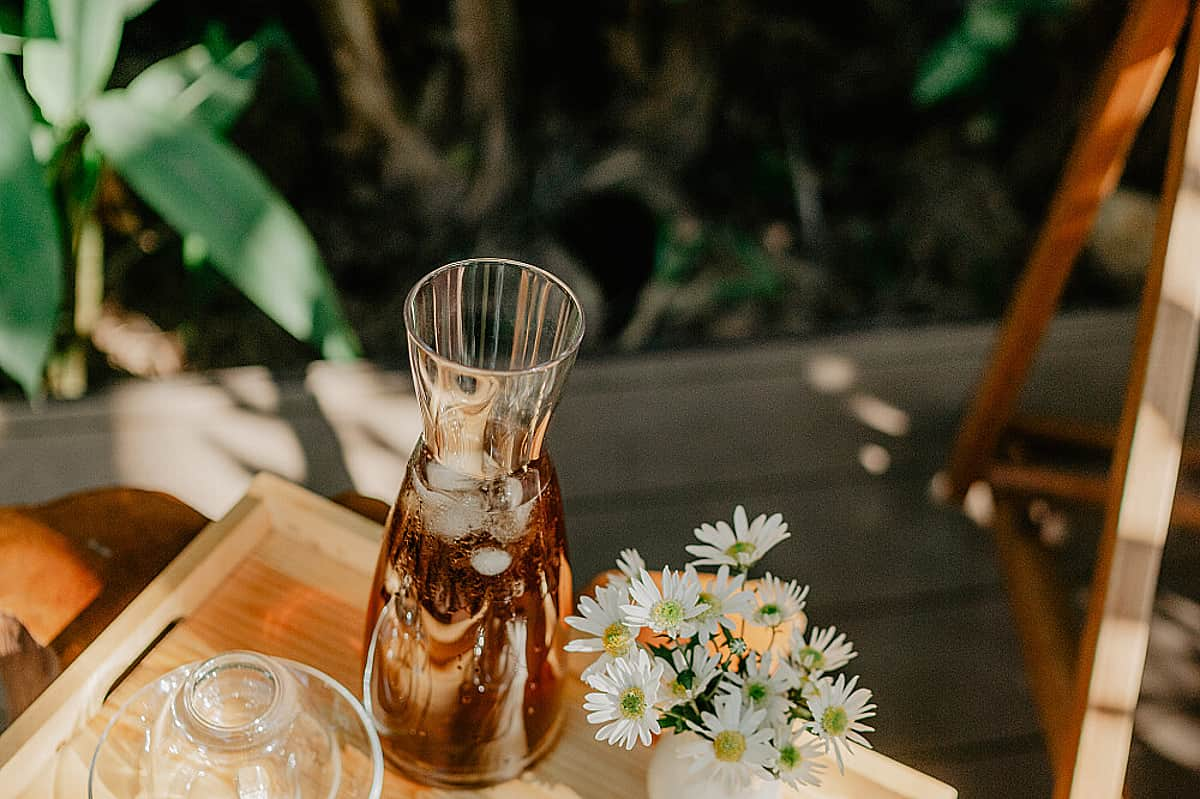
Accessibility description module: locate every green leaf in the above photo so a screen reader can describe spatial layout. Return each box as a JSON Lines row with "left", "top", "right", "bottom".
{"left": 0, "top": 55, "right": 63, "bottom": 396}
{"left": 23, "top": 0, "right": 54, "bottom": 39}
{"left": 913, "top": 29, "right": 993, "bottom": 107}
{"left": 86, "top": 90, "right": 360, "bottom": 360}
{"left": 181, "top": 233, "right": 208, "bottom": 270}
{"left": 28, "top": 121, "right": 55, "bottom": 163}
{"left": 22, "top": 38, "right": 71, "bottom": 123}
{"left": 22, "top": 0, "right": 129, "bottom": 127}
{"left": 127, "top": 40, "right": 263, "bottom": 132}
{"left": 251, "top": 24, "right": 320, "bottom": 104}
{"left": 70, "top": 132, "right": 102, "bottom": 209}
{"left": 714, "top": 230, "right": 784, "bottom": 305}
{"left": 0, "top": 5, "right": 22, "bottom": 37}
{"left": 120, "top": 0, "right": 159, "bottom": 20}
{"left": 963, "top": 2, "right": 1020, "bottom": 49}
{"left": 653, "top": 217, "right": 705, "bottom": 285}
{"left": 912, "top": 0, "right": 1068, "bottom": 107}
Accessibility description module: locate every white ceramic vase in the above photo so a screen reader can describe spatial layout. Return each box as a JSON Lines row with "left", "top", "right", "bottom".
{"left": 646, "top": 732, "right": 782, "bottom": 799}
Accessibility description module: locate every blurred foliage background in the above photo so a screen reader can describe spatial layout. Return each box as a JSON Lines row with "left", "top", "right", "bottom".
{"left": 0, "top": 0, "right": 1176, "bottom": 397}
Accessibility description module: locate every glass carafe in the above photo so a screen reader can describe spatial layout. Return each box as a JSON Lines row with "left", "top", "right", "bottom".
{"left": 363, "top": 259, "right": 584, "bottom": 787}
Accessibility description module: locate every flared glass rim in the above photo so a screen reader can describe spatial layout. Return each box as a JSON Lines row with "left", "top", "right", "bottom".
{"left": 403, "top": 258, "right": 586, "bottom": 377}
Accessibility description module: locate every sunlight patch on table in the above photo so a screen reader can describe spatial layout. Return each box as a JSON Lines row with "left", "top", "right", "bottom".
{"left": 215, "top": 366, "right": 281, "bottom": 412}
{"left": 858, "top": 443, "right": 891, "bottom": 476}
{"left": 804, "top": 353, "right": 857, "bottom": 394}
{"left": 848, "top": 393, "right": 911, "bottom": 437}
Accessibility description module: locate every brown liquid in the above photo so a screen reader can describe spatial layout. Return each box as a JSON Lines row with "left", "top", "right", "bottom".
{"left": 363, "top": 446, "right": 570, "bottom": 787}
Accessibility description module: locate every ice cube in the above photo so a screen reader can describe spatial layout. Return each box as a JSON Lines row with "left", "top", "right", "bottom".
{"left": 415, "top": 466, "right": 488, "bottom": 539}
{"left": 471, "top": 548, "right": 512, "bottom": 576}
{"left": 487, "top": 505, "right": 532, "bottom": 542}
{"left": 421, "top": 495, "right": 487, "bottom": 540}
{"left": 425, "top": 460, "right": 482, "bottom": 493}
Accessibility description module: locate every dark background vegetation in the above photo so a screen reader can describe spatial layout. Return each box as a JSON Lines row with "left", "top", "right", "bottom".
{"left": 3, "top": 0, "right": 1179, "bottom": 390}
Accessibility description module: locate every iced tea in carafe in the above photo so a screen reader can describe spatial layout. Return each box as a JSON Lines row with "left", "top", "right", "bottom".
{"left": 362, "top": 259, "right": 584, "bottom": 787}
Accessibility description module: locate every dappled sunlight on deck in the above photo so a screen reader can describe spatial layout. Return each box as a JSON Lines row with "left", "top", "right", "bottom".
{"left": 1, "top": 310, "right": 1198, "bottom": 795}
{"left": 305, "top": 362, "right": 422, "bottom": 502}
{"left": 99, "top": 364, "right": 423, "bottom": 516}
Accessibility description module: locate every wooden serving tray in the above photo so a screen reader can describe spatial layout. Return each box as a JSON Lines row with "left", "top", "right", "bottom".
{"left": 0, "top": 474, "right": 955, "bottom": 799}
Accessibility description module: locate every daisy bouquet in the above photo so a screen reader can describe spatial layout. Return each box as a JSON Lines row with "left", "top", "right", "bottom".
{"left": 566, "top": 507, "right": 876, "bottom": 792}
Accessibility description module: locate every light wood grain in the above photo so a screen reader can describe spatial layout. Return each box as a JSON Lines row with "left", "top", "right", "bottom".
{"left": 945, "top": 0, "right": 1191, "bottom": 497}
{"left": 0, "top": 489, "right": 268, "bottom": 798}
{"left": 1059, "top": 10, "right": 1200, "bottom": 799}
{"left": 3, "top": 475, "right": 955, "bottom": 799}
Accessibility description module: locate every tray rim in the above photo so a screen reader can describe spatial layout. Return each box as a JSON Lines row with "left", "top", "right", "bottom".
{"left": 0, "top": 473, "right": 382, "bottom": 799}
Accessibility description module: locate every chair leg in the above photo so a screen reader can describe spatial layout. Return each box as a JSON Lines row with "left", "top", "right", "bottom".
{"left": 1056, "top": 14, "right": 1200, "bottom": 798}
{"left": 945, "top": 0, "right": 1190, "bottom": 499}
{"left": 989, "top": 501, "right": 1078, "bottom": 768}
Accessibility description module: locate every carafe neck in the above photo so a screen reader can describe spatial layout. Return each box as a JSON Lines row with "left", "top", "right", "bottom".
{"left": 409, "top": 347, "right": 573, "bottom": 479}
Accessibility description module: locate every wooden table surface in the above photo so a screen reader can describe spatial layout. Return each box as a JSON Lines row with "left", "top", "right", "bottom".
{"left": 0, "top": 487, "right": 390, "bottom": 718}
{"left": 1, "top": 476, "right": 962, "bottom": 799}
{"left": 2, "top": 315, "right": 1198, "bottom": 796}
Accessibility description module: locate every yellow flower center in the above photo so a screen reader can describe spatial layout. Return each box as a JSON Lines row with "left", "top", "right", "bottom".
{"left": 603, "top": 622, "right": 631, "bottom": 657}
{"left": 713, "top": 730, "right": 747, "bottom": 762}
{"left": 756, "top": 603, "right": 783, "bottom": 627}
{"left": 726, "top": 541, "right": 756, "bottom": 560}
{"left": 697, "top": 592, "right": 721, "bottom": 619}
{"left": 651, "top": 599, "right": 684, "bottom": 629}
{"left": 619, "top": 687, "right": 646, "bottom": 719}
{"left": 777, "top": 743, "right": 800, "bottom": 770}
{"left": 670, "top": 679, "right": 689, "bottom": 699}
{"left": 797, "top": 645, "right": 824, "bottom": 669}
{"left": 822, "top": 705, "right": 849, "bottom": 736}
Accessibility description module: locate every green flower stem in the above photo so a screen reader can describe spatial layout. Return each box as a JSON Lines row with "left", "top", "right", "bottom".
{"left": 73, "top": 211, "right": 102, "bottom": 338}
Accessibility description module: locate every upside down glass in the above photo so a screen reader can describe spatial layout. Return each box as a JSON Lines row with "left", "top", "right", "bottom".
{"left": 363, "top": 259, "right": 584, "bottom": 787}
{"left": 88, "top": 651, "right": 383, "bottom": 799}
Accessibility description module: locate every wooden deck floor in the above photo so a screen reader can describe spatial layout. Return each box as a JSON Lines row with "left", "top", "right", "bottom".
{"left": 2, "top": 308, "right": 1198, "bottom": 797}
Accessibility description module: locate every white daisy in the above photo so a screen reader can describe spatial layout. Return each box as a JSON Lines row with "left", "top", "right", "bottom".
{"left": 565, "top": 584, "right": 637, "bottom": 679}
{"left": 688, "top": 564, "right": 756, "bottom": 640}
{"left": 769, "top": 726, "right": 826, "bottom": 789}
{"left": 751, "top": 573, "right": 809, "bottom": 628}
{"left": 613, "top": 548, "right": 646, "bottom": 587}
{"left": 793, "top": 666, "right": 822, "bottom": 703}
{"left": 660, "top": 645, "right": 724, "bottom": 707}
{"left": 805, "top": 674, "right": 876, "bottom": 772}
{"left": 792, "top": 625, "right": 857, "bottom": 675}
{"left": 680, "top": 692, "right": 775, "bottom": 791}
{"left": 686, "top": 506, "right": 790, "bottom": 571}
{"left": 621, "top": 567, "right": 704, "bottom": 639}
{"left": 583, "top": 649, "right": 664, "bottom": 749}
{"left": 723, "top": 651, "right": 797, "bottom": 725}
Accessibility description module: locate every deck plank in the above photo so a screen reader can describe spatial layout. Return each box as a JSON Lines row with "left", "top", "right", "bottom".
{"left": 2, "top": 309, "right": 1199, "bottom": 796}
{"left": 566, "top": 474, "right": 1000, "bottom": 609}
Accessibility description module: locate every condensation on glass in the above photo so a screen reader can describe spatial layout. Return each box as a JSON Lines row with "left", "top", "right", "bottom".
{"left": 363, "top": 259, "right": 584, "bottom": 787}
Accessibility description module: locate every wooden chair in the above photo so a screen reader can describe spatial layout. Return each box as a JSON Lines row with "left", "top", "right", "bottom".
{"left": 942, "top": 1, "right": 1200, "bottom": 796}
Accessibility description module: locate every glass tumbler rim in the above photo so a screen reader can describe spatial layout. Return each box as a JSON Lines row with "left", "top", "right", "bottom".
{"left": 403, "top": 257, "right": 586, "bottom": 377}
